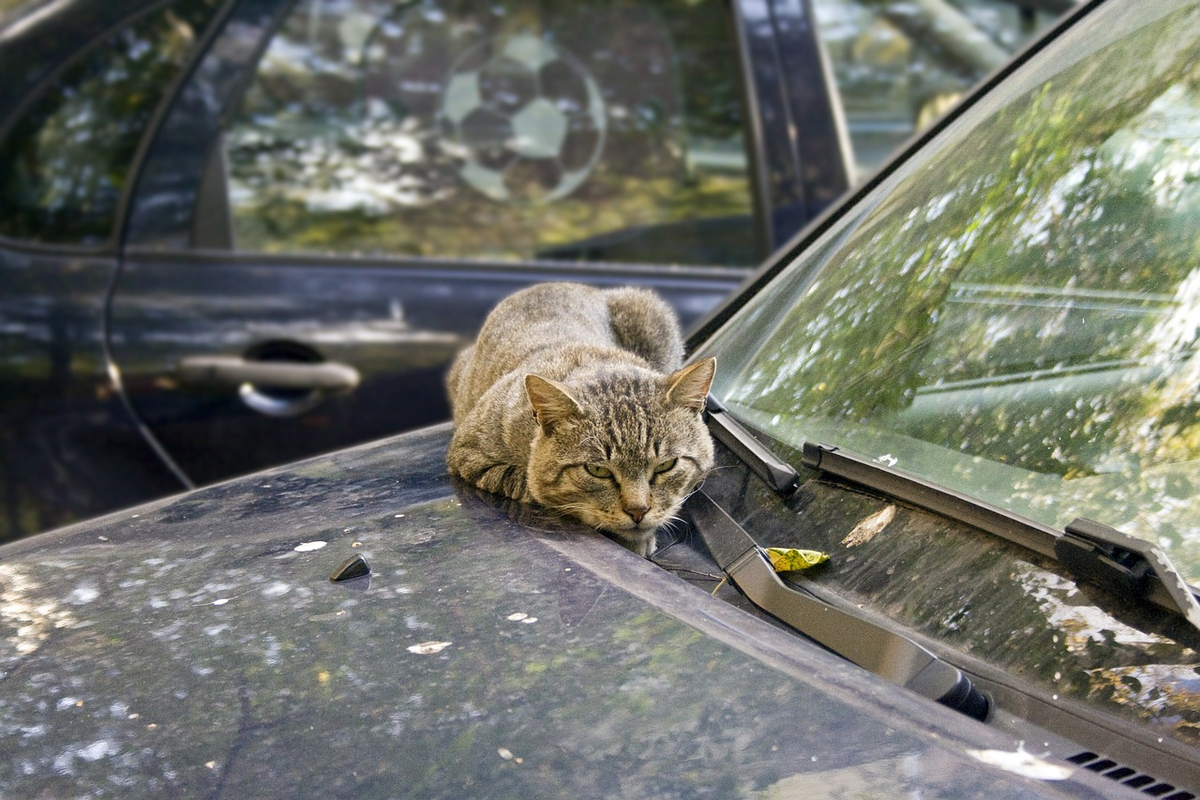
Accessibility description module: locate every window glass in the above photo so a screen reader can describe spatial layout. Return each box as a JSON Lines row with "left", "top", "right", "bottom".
{"left": 701, "top": 5, "right": 1200, "bottom": 581}
{"left": 812, "top": 0, "right": 1063, "bottom": 180}
{"left": 0, "top": 0, "right": 220, "bottom": 245}
{"left": 224, "top": 0, "right": 756, "bottom": 266}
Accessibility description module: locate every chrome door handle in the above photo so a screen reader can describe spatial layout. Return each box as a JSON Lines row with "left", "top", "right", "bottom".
{"left": 178, "top": 356, "right": 360, "bottom": 392}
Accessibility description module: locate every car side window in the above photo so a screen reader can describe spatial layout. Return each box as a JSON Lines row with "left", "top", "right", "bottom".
{"left": 221, "top": 0, "right": 757, "bottom": 267}
{"left": 812, "top": 0, "right": 1062, "bottom": 181}
{"left": 0, "top": 0, "right": 221, "bottom": 245}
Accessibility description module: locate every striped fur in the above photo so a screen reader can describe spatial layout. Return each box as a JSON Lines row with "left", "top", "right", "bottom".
{"left": 447, "top": 283, "right": 714, "bottom": 556}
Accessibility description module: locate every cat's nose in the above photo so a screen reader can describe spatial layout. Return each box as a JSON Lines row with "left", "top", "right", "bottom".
{"left": 623, "top": 504, "right": 650, "bottom": 524}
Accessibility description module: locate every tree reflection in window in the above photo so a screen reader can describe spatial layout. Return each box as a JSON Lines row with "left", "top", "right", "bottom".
{"left": 705, "top": 6, "right": 1200, "bottom": 578}
{"left": 224, "top": 0, "right": 757, "bottom": 266}
{"left": 0, "top": 0, "right": 220, "bottom": 245}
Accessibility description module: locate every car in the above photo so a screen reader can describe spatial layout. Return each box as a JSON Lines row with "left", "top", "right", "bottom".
{"left": 0, "top": 426, "right": 1126, "bottom": 797}
{"left": 0, "top": 0, "right": 1070, "bottom": 542}
{"left": 3, "top": 0, "right": 1200, "bottom": 795}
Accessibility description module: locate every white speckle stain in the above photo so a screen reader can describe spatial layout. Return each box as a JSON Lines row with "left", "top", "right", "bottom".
{"left": 967, "top": 746, "right": 1073, "bottom": 781}
{"left": 294, "top": 541, "right": 327, "bottom": 552}
{"left": 67, "top": 585, "right": 100, "bottom": 605}
{"left": 78, "top": 740, "right": 117, "bottom": 762}
{"left": 407, "top": 641, "right": 452, "bottom": 655}
{"left": 262, "top": 582, "right": 291, "bottom": 598}
{"left": 212, "top": 598, "right": 229, "bottom": 606}
{"left": 506, "top": 613, "right": 528, "bottom": 622}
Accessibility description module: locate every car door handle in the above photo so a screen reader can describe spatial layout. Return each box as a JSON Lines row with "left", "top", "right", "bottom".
{"left": 178, "top": 356, "right": 360, "bottom": 391}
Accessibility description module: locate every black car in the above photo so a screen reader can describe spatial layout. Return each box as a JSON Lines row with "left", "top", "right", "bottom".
{"left": 0, "top": 427, "right": 1125, "bottom": 798}
{"left": 0, "top": 0, "right": 1068, "bottom": 542}
{"left": 4, "top": 0, "right": 1200, "bottom": 794}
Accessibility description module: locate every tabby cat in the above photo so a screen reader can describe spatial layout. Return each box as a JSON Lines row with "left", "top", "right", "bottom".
{"left": 446, "top": 283, "right": 715, "bottom": 556}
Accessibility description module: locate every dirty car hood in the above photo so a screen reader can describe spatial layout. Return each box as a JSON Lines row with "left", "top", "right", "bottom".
{"left": 0, "top": 424, "right": 1107, "bottom": 797}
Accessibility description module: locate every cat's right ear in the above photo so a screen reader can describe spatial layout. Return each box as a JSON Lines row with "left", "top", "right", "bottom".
{"left": 665, "top": 357, "right": 716, "bottom": 411}
{"left": 525, "top": 374, "right": 581, "bottom": 431}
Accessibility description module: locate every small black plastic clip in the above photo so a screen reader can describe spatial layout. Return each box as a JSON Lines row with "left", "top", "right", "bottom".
{"left": 1055, "top": 519, "right": 1152, "bottom": 600}
{"left": 330, "top": 554, "right": 371, "bottom": 582}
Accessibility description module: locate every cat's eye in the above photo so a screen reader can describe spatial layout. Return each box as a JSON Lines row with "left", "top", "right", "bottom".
{"left": 585, "top": 464, "right": 613, "bottom": 479}
{"left": 653, "top": 459, "right": 678, "bottom": 474}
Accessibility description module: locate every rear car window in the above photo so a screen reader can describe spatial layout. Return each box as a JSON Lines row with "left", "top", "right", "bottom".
{"left": 0, "top": 0, "right": 220, "bottom": 245}
{"left": 221, "top": 0, "right": 758, "bottom": 266}
{"left": 813, "top": 0, "right": 1065, "bottom": 180}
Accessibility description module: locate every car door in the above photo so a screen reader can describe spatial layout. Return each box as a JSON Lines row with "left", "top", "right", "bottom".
{"left": 106, "top": 0, "right": 853, "bottom": 486}
{"left": 0, "top": 0, "right": 226, "bottom": 540}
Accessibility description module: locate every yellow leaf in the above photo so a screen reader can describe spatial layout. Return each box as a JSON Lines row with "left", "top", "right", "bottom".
{"left": 764, "top": 547, "right": 829, "bottom": 572}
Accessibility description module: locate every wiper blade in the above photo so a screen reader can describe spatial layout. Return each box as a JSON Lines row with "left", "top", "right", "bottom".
{"left": 802, "top": 442, "right": 1200, "bottom": 633}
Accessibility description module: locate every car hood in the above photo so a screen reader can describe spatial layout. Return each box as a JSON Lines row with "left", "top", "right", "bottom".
{"left": 0, "top": 423, "right": 1111, "bottom": 797}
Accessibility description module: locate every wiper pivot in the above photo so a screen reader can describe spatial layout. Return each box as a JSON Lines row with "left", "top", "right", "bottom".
{"left": 705, "top": 395, "right": 800, "bottom": 496}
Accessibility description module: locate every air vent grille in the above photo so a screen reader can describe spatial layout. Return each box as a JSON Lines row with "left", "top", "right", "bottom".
{"left": 1066, "top": 752, "right": 1195, "bottom": 799}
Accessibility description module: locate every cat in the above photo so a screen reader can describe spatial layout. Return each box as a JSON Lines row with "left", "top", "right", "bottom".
{"left": 446, "top": 282, "right": 715, "bottom": 556}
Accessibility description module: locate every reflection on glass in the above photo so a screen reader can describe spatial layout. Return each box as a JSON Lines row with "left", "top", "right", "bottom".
{"left": 701, "top": 4, "right": 1200, "bottom": 582}
{"left": 0, "top": 0, "right": 220, "bottom": 244}
{"left": 812, "top": 0, "right": 1062, "bottom": 179}
{"left": 224, "top": 0, "right": 756, "bottom": 266}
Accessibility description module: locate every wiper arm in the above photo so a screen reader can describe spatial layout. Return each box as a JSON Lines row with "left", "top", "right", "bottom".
{"left": 705, "top": 395, "right": 800, "bottom": 495}
{"left": 686, "top": 491, "right": 991, "bottom": 720}
{"left": 802, "top": 442, "right": 1200, "bottom": 633}
{"left": 1057, "top": 518, "right": 1200, "bottom": 634}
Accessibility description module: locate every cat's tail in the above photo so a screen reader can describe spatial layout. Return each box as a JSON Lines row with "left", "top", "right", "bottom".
{"left": 604, "top": 287, "right": 684, "bottom": 372}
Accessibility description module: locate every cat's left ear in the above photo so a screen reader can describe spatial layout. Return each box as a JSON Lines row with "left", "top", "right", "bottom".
{"left": 526, "top": 374, "right": 581, "bottom": 431}
{"left": 664, "top": 357, "right": 716, "bottom": 411}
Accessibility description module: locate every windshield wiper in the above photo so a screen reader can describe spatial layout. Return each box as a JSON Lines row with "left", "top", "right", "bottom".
{"left": 686, "top": 491, "right": 991, "bottom": 720}
{"left": 802, "top": 442, "right": 1200, "bottom": 633}
{"left": 700, "top": 397, "right": 992, "bottom": 718}
{"left": 705, "top": 395, "right": 800, "bottom": 495}
{"left": 702, "top": 396, "right": 1200, "bottom": 633}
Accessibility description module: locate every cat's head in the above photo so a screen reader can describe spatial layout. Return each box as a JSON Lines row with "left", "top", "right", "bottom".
{"left": 523, "top": 358, "right": 716, "bottom": 556}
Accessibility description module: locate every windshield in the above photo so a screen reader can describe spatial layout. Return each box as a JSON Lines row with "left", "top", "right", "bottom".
{"left": 699, "top": 1, "right": 1200, "bottom": 585}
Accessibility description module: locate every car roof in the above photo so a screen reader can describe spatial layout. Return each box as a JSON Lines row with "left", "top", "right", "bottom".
{"left": 0, "top": 422, "right": 1126, "bottom": 796}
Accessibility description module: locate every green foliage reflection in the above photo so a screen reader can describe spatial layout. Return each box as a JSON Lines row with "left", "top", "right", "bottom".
{"left": 707, "top": 5, "right": 1200, "bottom": 575}
{"left": 0, "top": 0, "right": 220, "bottom": 244}
{"left": 225, "top": 0, "right": 757, "bottom": 266}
